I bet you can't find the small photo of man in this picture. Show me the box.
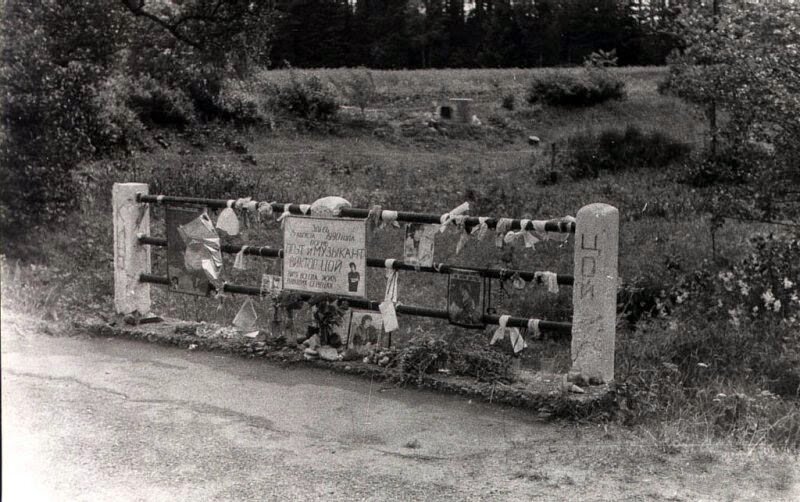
[347,262,360,293]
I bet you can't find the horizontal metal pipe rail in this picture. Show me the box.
[138,235,574,286]
[136,194,576,233]
[139,274,572,337]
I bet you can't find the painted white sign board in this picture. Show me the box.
[282,216,367,297]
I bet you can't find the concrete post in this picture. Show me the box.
[113,183,151,315]
[449,98,473,123]
[571,203,619,383]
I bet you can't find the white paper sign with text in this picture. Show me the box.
[283,216,367,297]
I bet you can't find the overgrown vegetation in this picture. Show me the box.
[527,53,626,108]
[564,126,690,179]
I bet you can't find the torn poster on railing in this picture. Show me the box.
[347,310,385,355]
[282,216,367,297]
[403,223,435,267]
[167,207,220,296]
[447,269,485,328]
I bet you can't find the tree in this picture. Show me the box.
[661,1,800,224]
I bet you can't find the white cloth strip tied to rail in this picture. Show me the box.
[470,216,490,241]
[367,205,382,232]
[511,272,527,290]
[532,216,576,243]
[277,204,292,228]
[490,314,527,354]
[233,246,249,271]
[439,202,470,233]
[454,215,471,254]
[495,218,513,248]
[379,210,400,229]
[380,258,399,332]
[217,200,240,236]
[257,201,274,221]
[527,318,541,340]
[534,271,559,294]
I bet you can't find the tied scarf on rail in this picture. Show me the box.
[489,314,527,354]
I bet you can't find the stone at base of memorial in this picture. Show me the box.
[318,346,339,361]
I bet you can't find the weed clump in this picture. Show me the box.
[565,126,690,179]
[527,70,625,108]
[267,72,339,123]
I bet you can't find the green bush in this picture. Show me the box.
[341,68,377,117]
[267,73,339,123]
[527,69,625,108]
[565,126,690,179]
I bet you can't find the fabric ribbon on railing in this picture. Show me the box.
[439,202,470,233]
[527,318,541,340]
[380,259,399,332]
[217,200,240,236]
[233,245,249,271]
[495,218,513,247]
[535,271,559,294]
[511,272,527,290]
[367,205,382,232]
[503,219,541,250]
[470,216,490,241]
[257,201,274,222]
[379,210,400,229]
[454,215,470,254]
[490,314,526,354]
[276,204,292,228]
[234,197,252,210]
[299,204,311,215]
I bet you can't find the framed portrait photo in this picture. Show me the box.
[447,269,486,328]
[347,310,386,354]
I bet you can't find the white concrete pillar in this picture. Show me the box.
[449,98,473,123]
[571,203,619,383]
[113,182,151,315]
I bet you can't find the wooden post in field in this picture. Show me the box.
[449,98,473,123]
[571,203,619,383]
[113,182,151,315]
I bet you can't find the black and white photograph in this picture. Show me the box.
[2,0,799,500]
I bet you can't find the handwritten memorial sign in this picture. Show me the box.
[283,216,367,297]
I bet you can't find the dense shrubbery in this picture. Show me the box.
[527,69,625,108]
[266,73,339,123]
[617,232,800,449]
[564,126,690,179]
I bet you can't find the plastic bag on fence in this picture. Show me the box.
[217,205,240,236]
[233,298,258,331]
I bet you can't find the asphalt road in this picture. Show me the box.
[3,315,798,501]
